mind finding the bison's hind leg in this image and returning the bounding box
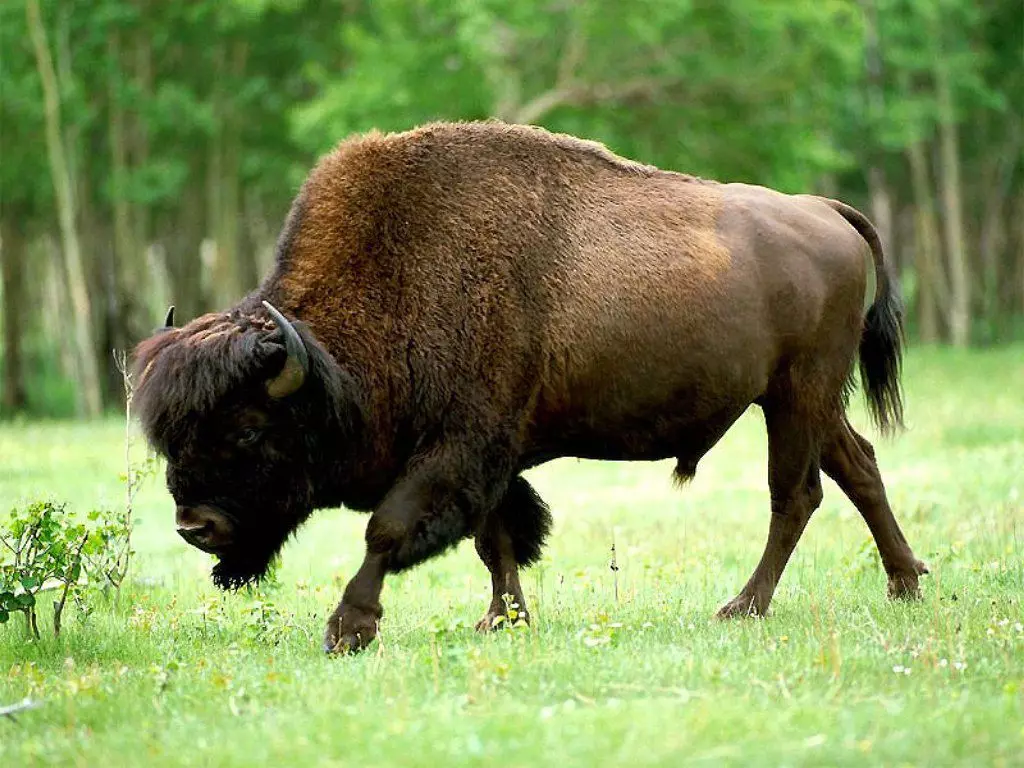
[473,476,552,631]
[717,390,828,619]
[821,415,928,599]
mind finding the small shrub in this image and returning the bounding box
[0,501,88,638]
[0,502,142,638]
[0,353,145,640]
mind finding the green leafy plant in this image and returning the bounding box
[81,506,137,594]
[0,501,153,639]
[1,358,148,638]
[0,502,89,638]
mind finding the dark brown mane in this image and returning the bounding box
[133,303,361,463]
[132,307,282,452]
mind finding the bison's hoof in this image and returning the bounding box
[715,593,769,620]
[887,560,929,601]
[323,603,380,654]
[474,609,530,633]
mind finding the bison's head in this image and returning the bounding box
[133,300,359,589]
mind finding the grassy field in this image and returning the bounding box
[1,346,1022,766]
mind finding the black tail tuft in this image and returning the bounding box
[822,197,906,435]
[495,477,552,567]
[859,267,905,434]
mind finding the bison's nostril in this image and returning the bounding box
[175,504,233,553]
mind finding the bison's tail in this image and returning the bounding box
[824,198,905,434]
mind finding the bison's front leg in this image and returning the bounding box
[324,553,386,653]
[324,444,513,654]
[717,403,824,619]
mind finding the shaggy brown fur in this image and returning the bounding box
[134,121,927,652]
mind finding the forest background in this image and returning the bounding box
[1,0,1021,418]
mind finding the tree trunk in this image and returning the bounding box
[860,0,895,267]
[867,167,895,271]
[107,30,137,355]
[206,42,233,309]
[906,141,946,343]
[207,40,250,308]
[1016,190,1024,317]
[218,124,243,303]
[207,102,224,303]
[206,133,229,307]
[979,163,1007,339]
[1,217,27,413]
[237,193,261,291]
[116,21,155,334]
[934,41,971,346]
[163,174,207,322]
[132,26,153,286]
[244,190,279,281]
[43,236,77,384]
[26,0,102,417]
[978,127,1020,339]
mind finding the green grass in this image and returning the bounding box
[2,346,1023,767]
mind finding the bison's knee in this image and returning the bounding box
[365,517,409,555]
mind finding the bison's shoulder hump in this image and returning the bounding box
[314,120,659,180]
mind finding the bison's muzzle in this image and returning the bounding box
[176,504,235,553]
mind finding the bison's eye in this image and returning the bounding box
[236,427,262,447]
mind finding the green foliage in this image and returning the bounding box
[292,0,868,190]
[82,506,135,594]
[0,502,85,637]
[2,0,1023,418]
[0,502,134,638]
[4,0,1018,225]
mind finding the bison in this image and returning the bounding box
[134,121,928,653]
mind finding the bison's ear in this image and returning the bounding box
[262,300,309,398]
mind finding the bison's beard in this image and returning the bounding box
[209,523,295,590]
[211,551,277,590]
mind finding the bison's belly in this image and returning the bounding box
[526,362,763,467]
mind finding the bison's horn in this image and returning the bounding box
[262,300,308,398]
[153,305,176,334]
